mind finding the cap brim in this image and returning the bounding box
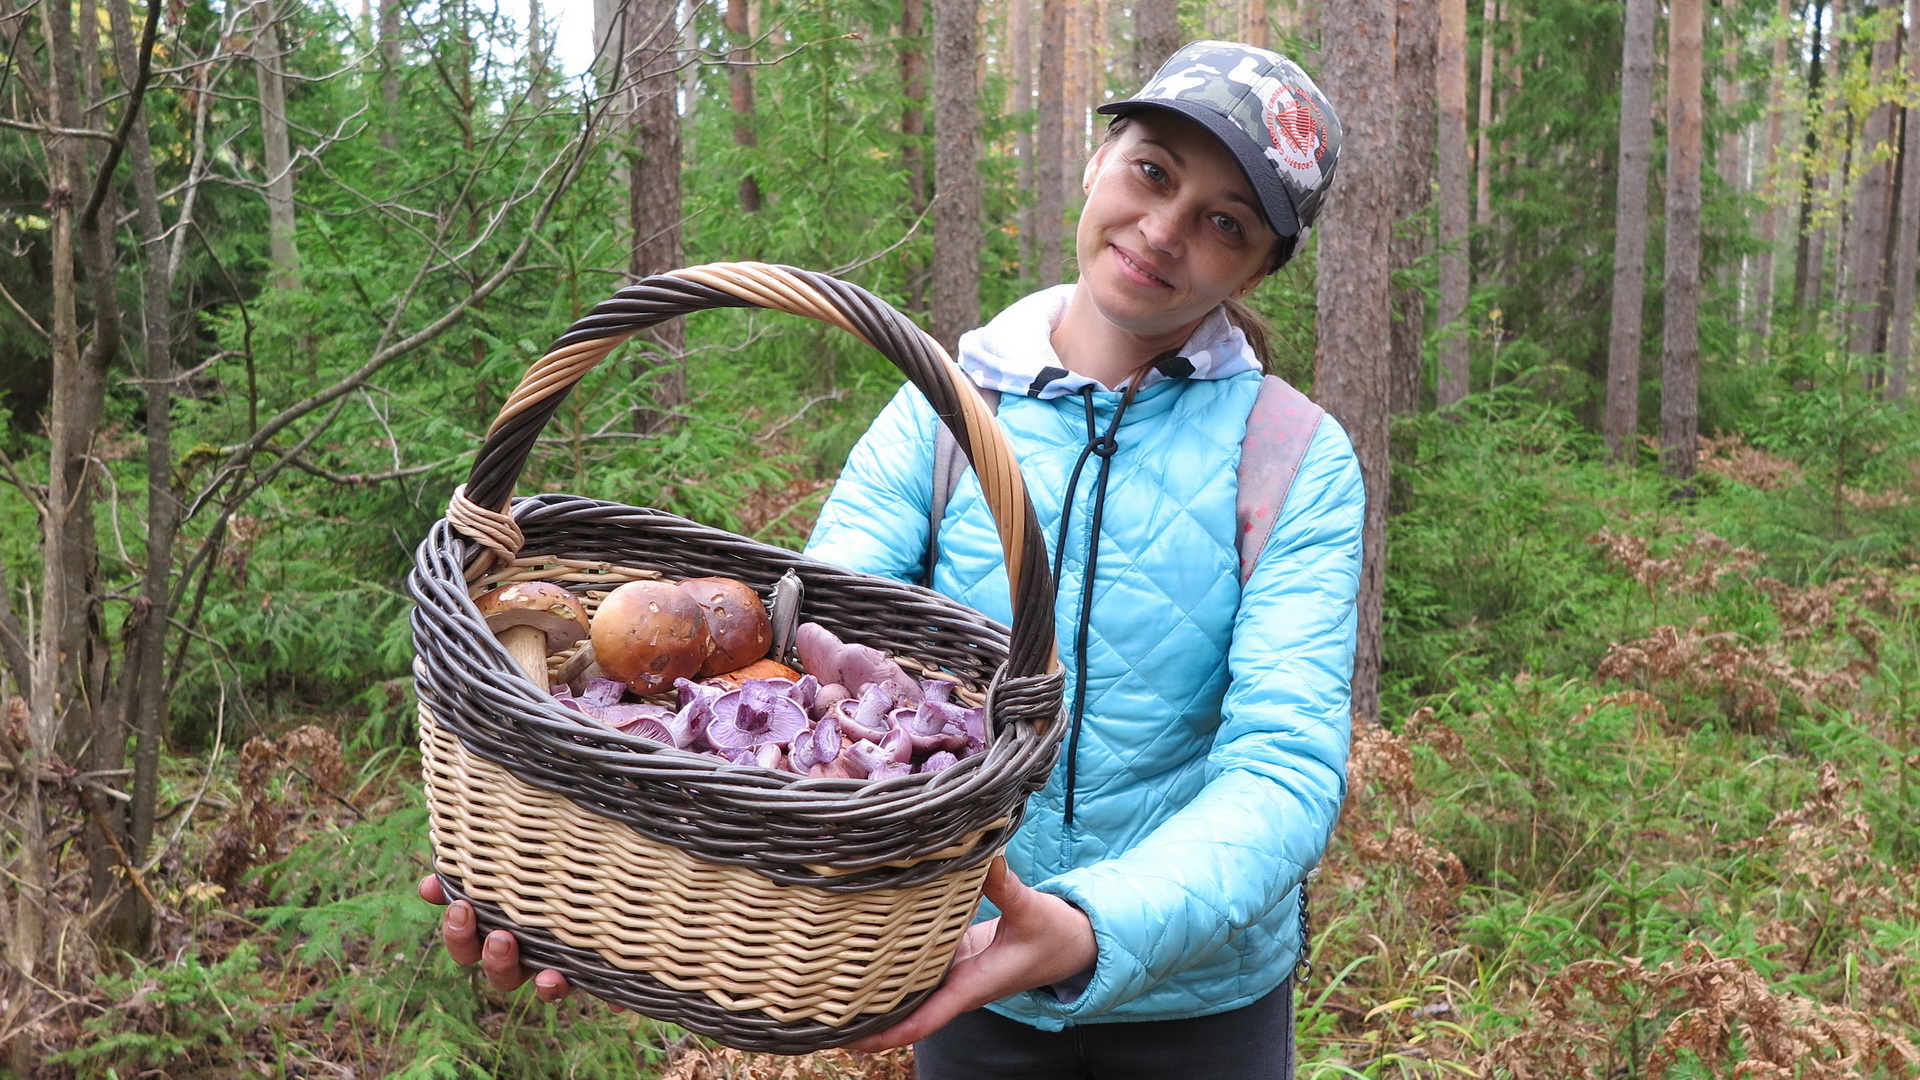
[1097,98,1301,238]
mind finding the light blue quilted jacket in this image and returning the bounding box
[804,288,1362,1029]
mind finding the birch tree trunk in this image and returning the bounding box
[253,0,300,291]
[626,0,686,432]
[1605,0,1657,462]
[932,0,982,353]
[1885,0,1920,400]
[1662,0,1704,480]
[1751,0,1791,342]
[1436,0,1471,407]
[1036,0,1067,284]
[1845,0,1898,359]
[1315,0,1395,723]
[1390,0,1438,417]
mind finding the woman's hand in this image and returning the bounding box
[417,874,613,1007]
[846,857,1097,1051]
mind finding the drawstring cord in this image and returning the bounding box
[1051,381,1140,826]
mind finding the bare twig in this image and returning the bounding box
[78,0,161,230]
[0,115,115,141]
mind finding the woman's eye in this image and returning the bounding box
[1139,160,1166,183]
[1212,213,1244,237]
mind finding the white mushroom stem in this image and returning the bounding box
[499,624,552,687]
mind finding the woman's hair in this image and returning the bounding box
[1100,116,1298,376]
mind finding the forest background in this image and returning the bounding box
[1,0,1918,1076]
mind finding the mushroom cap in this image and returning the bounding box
[475,582,590,652]
[591,580,712,695]
[680,577,773,678]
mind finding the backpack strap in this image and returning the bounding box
[927,387,999,586]
[1236,375,1326,584]
[926,377,1323,587]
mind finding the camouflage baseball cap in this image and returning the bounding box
[1097,40,1342,239]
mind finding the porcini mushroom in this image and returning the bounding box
[679,577,774,677]
[592,580,712,695]
[475,582,590,686]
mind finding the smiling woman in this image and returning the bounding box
[428,38,1363,1080]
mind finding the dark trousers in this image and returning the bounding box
[913,982,1295,1080]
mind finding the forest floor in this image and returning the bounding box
[21,396,1920,1080]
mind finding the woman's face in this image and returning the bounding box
[1074,109,1281,343]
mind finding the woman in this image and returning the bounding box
[424,40,1361,1079]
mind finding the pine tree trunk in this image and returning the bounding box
[253,1,299,290]
[731,0,763,212]
[1794,3,1828,313]
[1886,0,1920,399]
[1845,0,1898,359]
[932,0,982,353]
[1036,0,1067,284]
[1661,0,1704,480]
[626,0,686,433]
[528,0,546,108]
[1012,0,1035,279]
[1751,0,1791,342]
[1135,0,1177,85]
[1390,0,1437,417]
[1473,0,1496,229]
[1435,0,1471,407]
[1605,0,1657,462]
[1315,0,1394,724]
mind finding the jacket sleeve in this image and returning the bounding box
[1027,417,1363,1020]
[802,383,939,584]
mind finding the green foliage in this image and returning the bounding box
[51,944,271,1078]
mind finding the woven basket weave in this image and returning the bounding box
[409,263,1066,1053]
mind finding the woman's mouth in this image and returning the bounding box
[1112,245,1172,289]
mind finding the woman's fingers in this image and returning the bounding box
[482,929,533,992]
[442,899,485,967]
[418,873,449,906]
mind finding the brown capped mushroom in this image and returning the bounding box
[592,580,712,695]
[475,582,590,686]
[679,577,774,678]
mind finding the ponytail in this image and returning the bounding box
[1222,297,1274,374]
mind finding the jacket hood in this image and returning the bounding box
[956,284,1260,400]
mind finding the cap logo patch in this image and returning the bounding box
[1263,83,1327,171]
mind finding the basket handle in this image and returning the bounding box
[448,262,1060,681]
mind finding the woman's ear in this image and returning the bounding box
[1082,143,1108,195]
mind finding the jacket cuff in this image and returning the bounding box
[1026,869,1151,1021]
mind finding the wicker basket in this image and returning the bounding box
[409,263,1066,1053]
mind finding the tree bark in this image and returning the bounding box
[102,0,174,951]
[1751,0,1791,342]
[1390,0,1437,417]
[1661,0,1704,480]
[1036,0,1067,284]
[252,0,299,291]
[1012,0,1035,279]
[902,0,926,214]
[1315,0,1394,724]
[730,0,762,212]
[1794,2,1828,313]
[1845,0,1898,360]
[1135,0,1177,87]
[1605,0,1657,462]
[932,0,982,353]
[1435,0,1471,407]
[1886,0,1920,399]
[1473,0,1496,229]
[379,0,402,152]
[625,0,686,434]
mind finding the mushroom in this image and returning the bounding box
[704,657,801,689]
[592,580,713,695]
[476,582,589,687]
[679,577,774,678]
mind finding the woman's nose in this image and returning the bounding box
[1139,209,1182,254]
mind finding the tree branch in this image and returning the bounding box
[78,0,160,230]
